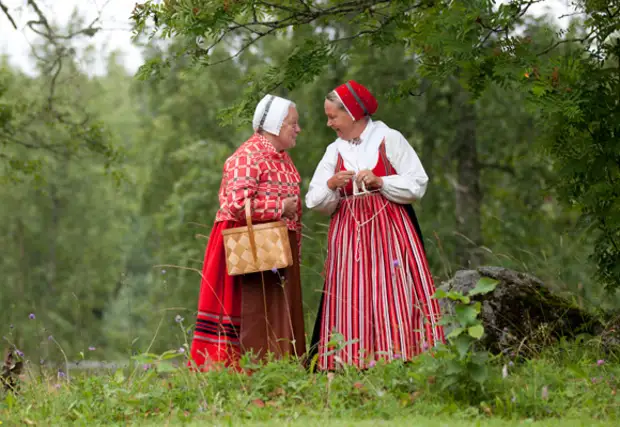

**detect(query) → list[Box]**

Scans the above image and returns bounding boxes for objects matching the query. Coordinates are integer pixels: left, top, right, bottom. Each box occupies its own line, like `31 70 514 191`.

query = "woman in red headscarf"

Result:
305 81 445 371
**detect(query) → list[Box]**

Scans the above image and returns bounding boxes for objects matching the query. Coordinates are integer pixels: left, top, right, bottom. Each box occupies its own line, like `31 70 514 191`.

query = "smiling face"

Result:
324 98 356 141
272 105 301 151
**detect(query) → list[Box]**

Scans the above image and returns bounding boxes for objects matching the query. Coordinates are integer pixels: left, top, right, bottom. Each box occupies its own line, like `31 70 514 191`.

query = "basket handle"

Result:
244 198 258 264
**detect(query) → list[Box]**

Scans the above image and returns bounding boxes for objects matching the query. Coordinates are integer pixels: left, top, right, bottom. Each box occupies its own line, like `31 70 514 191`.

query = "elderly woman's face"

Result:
325 99 354 140
275 105 301 151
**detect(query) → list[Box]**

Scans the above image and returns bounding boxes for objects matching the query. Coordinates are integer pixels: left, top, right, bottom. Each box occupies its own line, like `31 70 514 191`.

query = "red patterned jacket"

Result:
215 133 302 248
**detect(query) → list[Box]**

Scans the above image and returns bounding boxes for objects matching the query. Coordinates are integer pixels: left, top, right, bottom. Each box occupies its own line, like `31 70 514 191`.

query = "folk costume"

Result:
306 81 444 370
188 95 306 371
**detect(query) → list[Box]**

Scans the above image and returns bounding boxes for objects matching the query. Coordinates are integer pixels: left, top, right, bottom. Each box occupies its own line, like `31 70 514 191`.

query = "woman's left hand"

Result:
355 170 383 190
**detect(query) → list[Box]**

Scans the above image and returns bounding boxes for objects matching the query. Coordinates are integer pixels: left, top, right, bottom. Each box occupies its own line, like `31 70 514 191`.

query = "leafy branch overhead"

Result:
131 1 571 99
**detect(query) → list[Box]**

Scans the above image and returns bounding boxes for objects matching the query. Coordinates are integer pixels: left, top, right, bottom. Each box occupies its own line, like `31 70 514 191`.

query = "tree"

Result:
0 48 141 361
0 1 117 180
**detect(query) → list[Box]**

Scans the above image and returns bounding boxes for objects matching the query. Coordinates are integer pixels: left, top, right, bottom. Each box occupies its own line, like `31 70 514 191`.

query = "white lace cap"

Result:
252 94 294 136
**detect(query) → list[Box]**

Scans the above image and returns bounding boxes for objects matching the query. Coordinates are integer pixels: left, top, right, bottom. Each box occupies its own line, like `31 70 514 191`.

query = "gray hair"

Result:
325 91 347 111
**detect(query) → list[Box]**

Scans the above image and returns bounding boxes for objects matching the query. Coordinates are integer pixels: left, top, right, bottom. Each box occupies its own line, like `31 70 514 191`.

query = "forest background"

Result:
1 0 619 367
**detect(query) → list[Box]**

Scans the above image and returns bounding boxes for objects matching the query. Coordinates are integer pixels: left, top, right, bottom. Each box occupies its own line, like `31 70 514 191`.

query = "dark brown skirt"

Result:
239 231 306 360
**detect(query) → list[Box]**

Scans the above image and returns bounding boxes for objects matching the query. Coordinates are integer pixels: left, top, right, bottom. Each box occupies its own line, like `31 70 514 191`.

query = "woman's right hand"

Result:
282 196 299 219
327 171 355 191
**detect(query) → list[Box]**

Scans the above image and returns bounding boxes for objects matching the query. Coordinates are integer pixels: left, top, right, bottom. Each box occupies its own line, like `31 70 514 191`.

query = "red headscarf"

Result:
333 80 378 121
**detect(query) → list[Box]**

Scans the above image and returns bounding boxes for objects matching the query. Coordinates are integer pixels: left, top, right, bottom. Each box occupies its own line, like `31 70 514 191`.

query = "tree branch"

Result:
0 1 17 29
476 0 537 49
535 31 596 56
197 0 411 67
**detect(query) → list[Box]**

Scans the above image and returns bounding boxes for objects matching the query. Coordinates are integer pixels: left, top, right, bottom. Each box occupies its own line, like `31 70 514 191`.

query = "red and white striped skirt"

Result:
316 193 444 370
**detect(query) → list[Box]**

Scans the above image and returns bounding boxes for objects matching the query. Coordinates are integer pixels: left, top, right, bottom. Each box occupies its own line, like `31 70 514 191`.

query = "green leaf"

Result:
446 291 470 304
468 277 499 296
455 305 479 326
531 84 547 97
468 362 488 384
567 364 587 379
446 327 465 339
439 375 459 391
471 351 490 365
468 324 484 339
156 361 177 373
454 335 472 359
445 360 463 375
433 289 448 299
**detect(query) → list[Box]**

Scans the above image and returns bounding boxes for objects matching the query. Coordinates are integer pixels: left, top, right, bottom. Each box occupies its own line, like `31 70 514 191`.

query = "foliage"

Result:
132 0 620 290
0 4 117 180
427 277 499 399
0 51 141 360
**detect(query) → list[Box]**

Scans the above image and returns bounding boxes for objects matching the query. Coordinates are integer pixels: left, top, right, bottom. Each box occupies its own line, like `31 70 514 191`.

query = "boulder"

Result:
439 266 619 356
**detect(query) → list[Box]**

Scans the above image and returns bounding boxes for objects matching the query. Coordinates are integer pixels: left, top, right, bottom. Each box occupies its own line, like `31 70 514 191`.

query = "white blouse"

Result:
305 119 429 215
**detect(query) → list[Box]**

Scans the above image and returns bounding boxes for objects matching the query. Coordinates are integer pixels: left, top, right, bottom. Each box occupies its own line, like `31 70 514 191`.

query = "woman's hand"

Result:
355 170 383 190
282 196 299 219
327 171 355 191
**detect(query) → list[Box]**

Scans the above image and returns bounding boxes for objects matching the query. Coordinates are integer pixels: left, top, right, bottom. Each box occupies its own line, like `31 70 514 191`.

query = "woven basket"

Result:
222 199 293 276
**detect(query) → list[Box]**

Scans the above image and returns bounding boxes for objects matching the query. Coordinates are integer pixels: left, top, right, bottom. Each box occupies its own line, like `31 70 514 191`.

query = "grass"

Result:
139 417 614 426
1 339 618 426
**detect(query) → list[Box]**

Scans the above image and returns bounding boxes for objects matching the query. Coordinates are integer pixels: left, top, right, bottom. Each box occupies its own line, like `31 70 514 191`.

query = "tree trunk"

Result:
453 87 483 268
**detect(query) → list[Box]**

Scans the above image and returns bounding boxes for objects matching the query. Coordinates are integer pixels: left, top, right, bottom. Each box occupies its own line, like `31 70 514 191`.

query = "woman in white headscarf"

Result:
188 95 305 371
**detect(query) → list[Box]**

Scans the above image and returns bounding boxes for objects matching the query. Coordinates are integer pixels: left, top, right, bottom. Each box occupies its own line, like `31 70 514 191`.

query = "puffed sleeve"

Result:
305 143 342 215
224 154 284 222
380 130 429 204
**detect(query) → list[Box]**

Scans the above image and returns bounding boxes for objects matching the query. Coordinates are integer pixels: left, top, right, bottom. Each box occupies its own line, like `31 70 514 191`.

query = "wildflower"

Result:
392 259 400 268
175 315 184 324
502 364 508 379
508 361 514 367
40 359 45 365
29 313 35 320
88 346 96 351
541 385 548 400
9 324 13 329
48 335 53 341
591 377 600 384
511 395 516 403
178 347 186 354
143 364 151 371
271 267 278 274
393 354 402 360
15 349 24 358
57 370 66 379
597 359 605 366
422 342 429 351
161 269 166 274
368 360 376 368
54 384 61 390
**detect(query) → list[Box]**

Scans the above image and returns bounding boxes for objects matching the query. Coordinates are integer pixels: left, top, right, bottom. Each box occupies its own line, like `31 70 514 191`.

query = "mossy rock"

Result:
439 266 619 356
